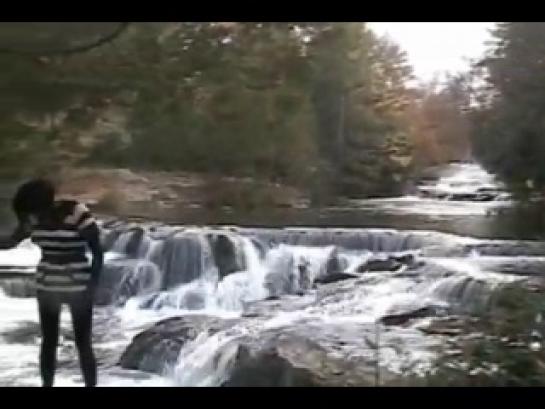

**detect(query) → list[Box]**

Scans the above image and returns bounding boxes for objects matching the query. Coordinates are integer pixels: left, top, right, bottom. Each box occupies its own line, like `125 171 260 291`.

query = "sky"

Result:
367 23 496 83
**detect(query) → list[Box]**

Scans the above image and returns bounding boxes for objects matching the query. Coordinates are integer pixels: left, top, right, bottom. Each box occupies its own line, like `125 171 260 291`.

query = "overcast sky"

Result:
367 22 496 83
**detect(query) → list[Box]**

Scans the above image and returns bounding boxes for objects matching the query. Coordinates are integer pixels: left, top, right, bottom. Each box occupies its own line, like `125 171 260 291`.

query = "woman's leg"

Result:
68 291 97 387
37 291 61 387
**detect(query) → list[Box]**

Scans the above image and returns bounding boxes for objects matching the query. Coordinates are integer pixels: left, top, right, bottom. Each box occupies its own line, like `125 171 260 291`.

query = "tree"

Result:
303 24 415 198
407 74 472 167
0 23 133 177
0 23 129 56
471 23 545 194
0 22 420 203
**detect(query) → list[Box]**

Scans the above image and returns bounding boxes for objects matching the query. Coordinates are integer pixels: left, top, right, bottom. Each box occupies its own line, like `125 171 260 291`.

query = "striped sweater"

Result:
31 200 97 293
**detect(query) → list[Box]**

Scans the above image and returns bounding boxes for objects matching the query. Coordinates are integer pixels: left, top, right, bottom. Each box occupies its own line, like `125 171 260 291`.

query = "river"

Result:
0 163 543 386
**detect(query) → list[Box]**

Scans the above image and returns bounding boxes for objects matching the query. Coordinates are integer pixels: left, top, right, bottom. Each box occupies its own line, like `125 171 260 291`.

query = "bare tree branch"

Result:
0 23 131 56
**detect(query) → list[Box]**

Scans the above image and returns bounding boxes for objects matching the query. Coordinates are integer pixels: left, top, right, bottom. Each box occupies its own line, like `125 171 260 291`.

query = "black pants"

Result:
37 290 97 387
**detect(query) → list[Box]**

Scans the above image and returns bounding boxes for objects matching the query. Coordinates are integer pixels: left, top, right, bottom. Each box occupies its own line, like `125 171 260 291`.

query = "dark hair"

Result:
12 179 55 219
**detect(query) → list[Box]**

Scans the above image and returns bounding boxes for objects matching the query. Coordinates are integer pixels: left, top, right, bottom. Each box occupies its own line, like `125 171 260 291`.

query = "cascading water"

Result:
167 329 242 386
349 163 513 218
0 163 541 386
214 237 268 311
88 220 535 384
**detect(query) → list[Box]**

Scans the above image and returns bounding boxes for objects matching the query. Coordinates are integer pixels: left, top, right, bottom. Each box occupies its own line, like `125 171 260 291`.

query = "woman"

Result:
0 179 103 387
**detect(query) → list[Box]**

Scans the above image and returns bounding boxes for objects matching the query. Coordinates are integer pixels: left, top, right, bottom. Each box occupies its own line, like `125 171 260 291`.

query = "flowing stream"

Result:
0 163 541 386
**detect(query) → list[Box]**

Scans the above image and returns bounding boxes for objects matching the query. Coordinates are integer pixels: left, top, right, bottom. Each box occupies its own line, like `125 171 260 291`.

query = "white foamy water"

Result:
167 330 241 386
350 163 513 217
0 231 536 386
0 238 40 269
357 196 508 217
0 290 173 386
0 163 539 386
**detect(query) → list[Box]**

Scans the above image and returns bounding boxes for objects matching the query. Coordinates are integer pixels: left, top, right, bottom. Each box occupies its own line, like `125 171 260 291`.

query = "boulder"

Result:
125 227 146 258
314 271 360 285
119 315 238 374
211 234 245 279
357 258 402 273
220 321 421 387
121 318 382 386
380 306 445 326
119 301 440 386
221 333 350 387
391 253 416 266
311 248 356 285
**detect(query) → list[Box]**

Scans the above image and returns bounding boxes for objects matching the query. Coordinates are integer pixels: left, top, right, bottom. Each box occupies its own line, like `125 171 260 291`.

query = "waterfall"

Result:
85 223 537 317
214 237 268 311
2 222 532 319
167 330 241 386
421 257 524 314
3 163 543 387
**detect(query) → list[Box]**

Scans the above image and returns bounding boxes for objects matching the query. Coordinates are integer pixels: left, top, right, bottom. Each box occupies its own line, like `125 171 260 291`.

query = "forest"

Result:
0 22 477 206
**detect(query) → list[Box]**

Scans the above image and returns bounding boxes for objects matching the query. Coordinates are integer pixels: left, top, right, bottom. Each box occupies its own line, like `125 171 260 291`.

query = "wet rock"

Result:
357 257 402 273
117 296 438 386
219 321 425 387
222 334 346 386
314 271 360 285
265 295 281 301
211 234 244 279
449 193 496 202
125 227 146 258
307 247 356 285
380 306 444 326
391 253 416 266
119 315 238 374
418 317 465 337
